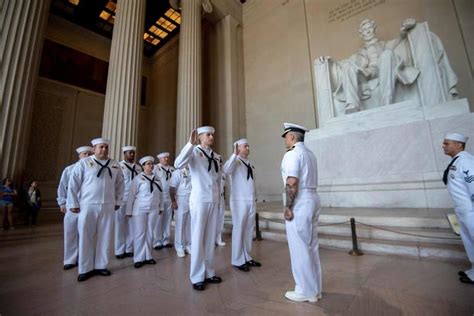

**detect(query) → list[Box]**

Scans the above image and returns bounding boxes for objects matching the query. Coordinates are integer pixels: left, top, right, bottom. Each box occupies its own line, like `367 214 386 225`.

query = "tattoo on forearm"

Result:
285 183 297 209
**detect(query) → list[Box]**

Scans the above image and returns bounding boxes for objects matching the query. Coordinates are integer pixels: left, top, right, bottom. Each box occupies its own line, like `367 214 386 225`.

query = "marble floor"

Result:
1 214 473 315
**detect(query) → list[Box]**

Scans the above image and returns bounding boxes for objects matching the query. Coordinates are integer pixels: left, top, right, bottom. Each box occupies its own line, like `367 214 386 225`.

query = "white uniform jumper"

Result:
153 163 175 247
281 142 322 298
446 151 474 281
67 156 124 274
175 143 221 284
57 163 79 266
116 161 140 255
223 154 257 266
170 168 192 253
126 172 164 263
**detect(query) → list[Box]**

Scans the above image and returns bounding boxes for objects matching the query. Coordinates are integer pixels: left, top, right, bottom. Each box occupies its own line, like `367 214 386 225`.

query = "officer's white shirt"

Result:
67 156 125 208
57 163 76 206
447 151 474 213
170 168 192 197
126 172 164 216
223 154 256 201
281 142 318 191
174 142 221 203
120 160 141 201
154 163 175 201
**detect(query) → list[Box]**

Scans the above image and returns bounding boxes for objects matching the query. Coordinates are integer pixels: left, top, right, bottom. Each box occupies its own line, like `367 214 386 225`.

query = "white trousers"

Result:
115 203 133 255
456 207 474 280
174 195 191 252
63 211 79 265
230 200 256 266
132 212 157 263
215 196 225 241
189 201 218 284
285 194 322 297
77 204 114 274
153 199 173 247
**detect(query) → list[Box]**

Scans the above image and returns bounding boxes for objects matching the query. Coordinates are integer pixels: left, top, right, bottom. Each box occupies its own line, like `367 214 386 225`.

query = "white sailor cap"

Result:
122 145 136 153
157 152 170 159
444 133 468 143
281 122 310 138
91 137 110 146
233 138 249 147
197 126 215 135
76 146 93 154
139 156 155 165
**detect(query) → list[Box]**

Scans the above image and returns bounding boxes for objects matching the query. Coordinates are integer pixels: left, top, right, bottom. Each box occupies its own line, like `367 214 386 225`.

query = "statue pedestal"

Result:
306 98 474 208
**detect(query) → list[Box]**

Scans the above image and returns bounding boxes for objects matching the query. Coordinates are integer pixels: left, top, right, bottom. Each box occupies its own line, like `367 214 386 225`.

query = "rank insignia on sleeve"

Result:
449 165 456 171
450 174 455 179
463 170 473 183
88 162 94 168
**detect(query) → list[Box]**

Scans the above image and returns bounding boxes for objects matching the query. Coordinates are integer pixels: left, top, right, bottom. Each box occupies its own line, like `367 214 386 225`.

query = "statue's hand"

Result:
400 18 416 34
317 56 331 64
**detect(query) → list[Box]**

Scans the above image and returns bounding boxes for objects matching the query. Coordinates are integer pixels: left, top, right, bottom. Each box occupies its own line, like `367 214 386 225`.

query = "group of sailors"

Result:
56 125 263 292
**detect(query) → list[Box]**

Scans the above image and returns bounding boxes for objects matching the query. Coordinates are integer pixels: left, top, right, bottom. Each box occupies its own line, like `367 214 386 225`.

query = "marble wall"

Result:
242 0 474 203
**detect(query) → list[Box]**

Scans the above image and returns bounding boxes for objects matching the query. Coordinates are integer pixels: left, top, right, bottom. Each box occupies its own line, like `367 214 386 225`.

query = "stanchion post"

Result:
349 217 363 256
254 213 263 241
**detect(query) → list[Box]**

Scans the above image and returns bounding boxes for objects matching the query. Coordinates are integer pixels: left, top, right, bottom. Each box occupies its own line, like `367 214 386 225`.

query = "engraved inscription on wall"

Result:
328 0 386 24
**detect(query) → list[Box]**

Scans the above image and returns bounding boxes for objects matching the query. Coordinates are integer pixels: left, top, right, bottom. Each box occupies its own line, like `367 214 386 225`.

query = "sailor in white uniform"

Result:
67 137 124 282
223 138 261 272
215 171 226 246
153 152 175 249
170 167 192 257
175 126 223 291
57 145 93 270
116 145 140 259
280 123 322 302
126 156 164 268
442 132 474 285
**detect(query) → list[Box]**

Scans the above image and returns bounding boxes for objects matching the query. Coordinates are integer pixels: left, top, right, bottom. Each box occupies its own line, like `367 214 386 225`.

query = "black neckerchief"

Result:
143 174 162 193
443 156 460 185
239 158 254 180
94 159 112 178
123 162 139 180
161 166 172 181
198 147 219 173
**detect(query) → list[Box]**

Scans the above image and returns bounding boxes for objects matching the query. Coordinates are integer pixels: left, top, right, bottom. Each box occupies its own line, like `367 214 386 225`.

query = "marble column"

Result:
102 0 145 160
0 0 50 179
175 0 212 151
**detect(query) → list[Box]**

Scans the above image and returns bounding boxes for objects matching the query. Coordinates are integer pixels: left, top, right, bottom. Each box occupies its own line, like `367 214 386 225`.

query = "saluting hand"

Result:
189 129 199 145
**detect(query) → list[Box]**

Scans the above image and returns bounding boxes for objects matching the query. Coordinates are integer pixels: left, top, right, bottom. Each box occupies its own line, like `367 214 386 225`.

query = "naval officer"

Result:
280 123 322 302
57 145 93 270
126 156 164 268
442 132 474 285
116 145 140 259
67 137 124 282
170 167 192 257
175 126 223 291
223 138 261 272
153 152 175 249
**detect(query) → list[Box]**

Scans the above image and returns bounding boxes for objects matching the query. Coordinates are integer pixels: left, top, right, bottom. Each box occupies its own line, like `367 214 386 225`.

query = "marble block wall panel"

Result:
306 109 474 208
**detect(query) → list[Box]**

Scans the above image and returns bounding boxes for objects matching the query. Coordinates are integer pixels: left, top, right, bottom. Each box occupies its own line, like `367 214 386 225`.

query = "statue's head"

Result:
359 19 377 41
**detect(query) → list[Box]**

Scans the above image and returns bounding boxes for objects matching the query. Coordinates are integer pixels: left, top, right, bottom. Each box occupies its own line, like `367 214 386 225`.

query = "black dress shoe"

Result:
77 270 94 282
460 275 474 284
134 262 144 269
205 276 222 284
95 269 112 276
154 245 164 250
234 264 250 272
63 263 77 270
246 260 262 267
125 252 134 257
146 259 157 265
116 253 126 259
192 282 206 291
458 271 468 278
164 244 173 248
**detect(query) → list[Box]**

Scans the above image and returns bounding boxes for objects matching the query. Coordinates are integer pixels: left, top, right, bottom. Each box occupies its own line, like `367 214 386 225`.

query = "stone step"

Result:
258 228 467 262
